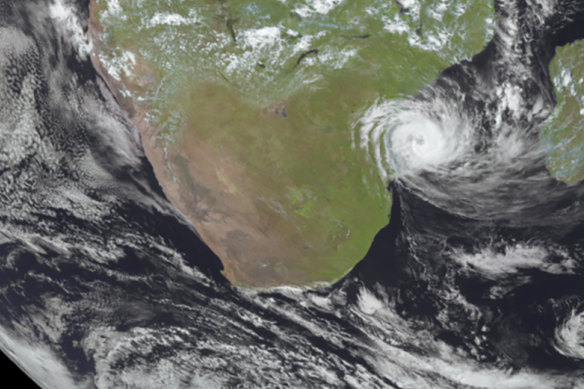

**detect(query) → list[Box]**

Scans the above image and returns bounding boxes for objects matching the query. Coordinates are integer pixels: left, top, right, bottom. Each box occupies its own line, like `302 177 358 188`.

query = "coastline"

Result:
87 0 237 283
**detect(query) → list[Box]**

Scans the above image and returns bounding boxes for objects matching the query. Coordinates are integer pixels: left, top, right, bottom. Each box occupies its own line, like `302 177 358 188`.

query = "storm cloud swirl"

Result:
0 0 584 388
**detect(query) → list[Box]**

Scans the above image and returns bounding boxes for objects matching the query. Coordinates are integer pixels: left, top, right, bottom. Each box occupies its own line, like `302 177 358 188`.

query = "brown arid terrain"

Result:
87 0 323 285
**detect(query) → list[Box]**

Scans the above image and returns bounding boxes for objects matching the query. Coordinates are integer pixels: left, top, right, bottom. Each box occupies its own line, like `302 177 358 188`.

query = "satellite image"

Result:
1 0 584 387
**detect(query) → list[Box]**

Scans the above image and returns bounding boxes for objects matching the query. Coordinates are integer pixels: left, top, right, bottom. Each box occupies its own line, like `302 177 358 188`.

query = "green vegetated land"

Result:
95 0 495 284
542 39 584 185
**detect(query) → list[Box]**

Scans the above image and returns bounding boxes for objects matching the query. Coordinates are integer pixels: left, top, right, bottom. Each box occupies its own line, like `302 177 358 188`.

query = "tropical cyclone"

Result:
0 0 583 388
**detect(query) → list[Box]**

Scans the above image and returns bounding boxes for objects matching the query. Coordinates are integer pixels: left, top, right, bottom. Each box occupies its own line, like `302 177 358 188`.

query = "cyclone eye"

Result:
413 136 425 145
388 113 455 173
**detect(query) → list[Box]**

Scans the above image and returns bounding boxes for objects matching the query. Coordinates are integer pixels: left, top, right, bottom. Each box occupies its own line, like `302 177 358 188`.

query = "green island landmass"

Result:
542 39 584 184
